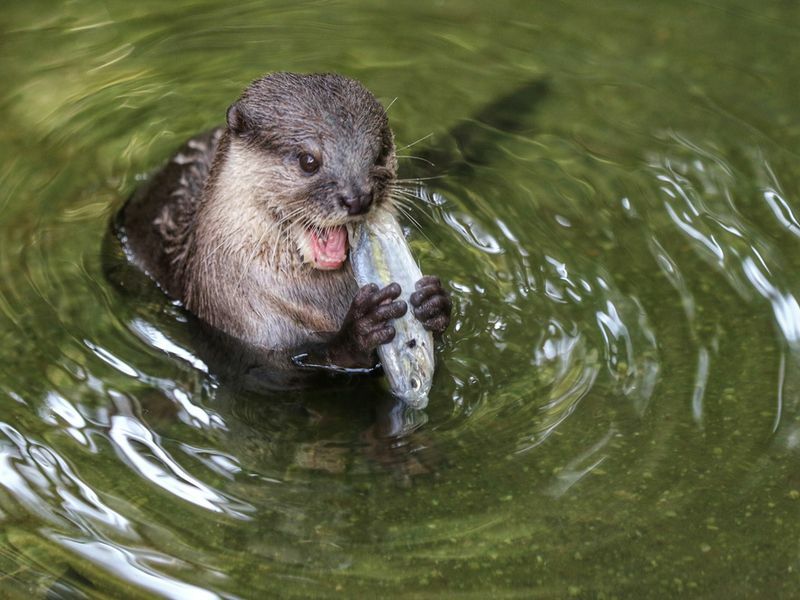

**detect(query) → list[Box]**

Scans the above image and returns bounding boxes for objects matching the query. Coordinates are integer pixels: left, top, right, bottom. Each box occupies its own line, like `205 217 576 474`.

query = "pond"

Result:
2 0 800 597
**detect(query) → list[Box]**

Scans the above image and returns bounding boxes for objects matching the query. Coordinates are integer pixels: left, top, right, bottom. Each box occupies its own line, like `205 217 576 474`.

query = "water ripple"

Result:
2 1 800 596
107 393 253 519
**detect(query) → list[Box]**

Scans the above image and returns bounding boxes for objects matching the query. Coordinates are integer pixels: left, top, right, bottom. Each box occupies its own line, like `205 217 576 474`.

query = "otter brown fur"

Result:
116 73 450 369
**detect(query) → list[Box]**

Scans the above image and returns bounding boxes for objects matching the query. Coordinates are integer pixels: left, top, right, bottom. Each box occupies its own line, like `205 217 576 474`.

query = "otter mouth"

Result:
304 226 348 270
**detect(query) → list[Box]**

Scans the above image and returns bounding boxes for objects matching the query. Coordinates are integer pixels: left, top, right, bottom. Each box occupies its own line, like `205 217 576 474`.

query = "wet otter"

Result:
116 72 451 371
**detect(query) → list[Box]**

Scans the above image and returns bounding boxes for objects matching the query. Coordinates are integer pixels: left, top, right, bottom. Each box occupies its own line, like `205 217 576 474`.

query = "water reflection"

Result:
108 401 253 518
0 422 130 531
640 134 800 444
2 0 800 596
50 534 225 600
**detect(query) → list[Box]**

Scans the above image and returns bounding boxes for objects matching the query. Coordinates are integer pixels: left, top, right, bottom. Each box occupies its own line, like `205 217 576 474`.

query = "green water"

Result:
2 0 800 597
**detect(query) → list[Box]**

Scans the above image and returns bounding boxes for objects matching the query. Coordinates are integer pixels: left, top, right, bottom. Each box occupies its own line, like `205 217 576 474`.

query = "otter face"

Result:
224 72 398 270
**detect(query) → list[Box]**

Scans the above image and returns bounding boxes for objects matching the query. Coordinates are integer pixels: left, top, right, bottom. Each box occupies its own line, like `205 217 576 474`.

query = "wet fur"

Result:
118 73 398 352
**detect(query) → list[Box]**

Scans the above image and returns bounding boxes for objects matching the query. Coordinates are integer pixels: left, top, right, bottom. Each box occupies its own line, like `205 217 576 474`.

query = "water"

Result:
2 0 800 597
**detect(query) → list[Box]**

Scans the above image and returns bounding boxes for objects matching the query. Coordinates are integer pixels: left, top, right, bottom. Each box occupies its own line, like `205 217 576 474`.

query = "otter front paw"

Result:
410 276 451 334
340 283 408 358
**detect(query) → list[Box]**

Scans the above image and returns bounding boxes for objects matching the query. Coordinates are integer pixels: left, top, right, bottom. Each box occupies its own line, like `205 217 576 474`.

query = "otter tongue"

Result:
311 226 347 270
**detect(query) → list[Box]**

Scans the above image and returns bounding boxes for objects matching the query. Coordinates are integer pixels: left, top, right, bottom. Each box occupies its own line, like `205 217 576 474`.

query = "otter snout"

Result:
339 188 374 216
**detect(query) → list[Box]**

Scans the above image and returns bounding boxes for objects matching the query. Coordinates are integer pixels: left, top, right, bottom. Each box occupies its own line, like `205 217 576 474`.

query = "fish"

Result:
348 209 435 409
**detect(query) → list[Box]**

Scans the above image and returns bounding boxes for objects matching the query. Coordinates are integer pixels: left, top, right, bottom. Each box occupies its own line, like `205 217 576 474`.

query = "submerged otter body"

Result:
117 73 451 370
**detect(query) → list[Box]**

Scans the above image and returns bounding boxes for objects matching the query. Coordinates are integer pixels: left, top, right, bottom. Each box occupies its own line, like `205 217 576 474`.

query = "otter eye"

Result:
298 152 320 174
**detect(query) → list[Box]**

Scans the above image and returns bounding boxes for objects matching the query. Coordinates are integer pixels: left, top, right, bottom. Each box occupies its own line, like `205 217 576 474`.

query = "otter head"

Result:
223 72 397 271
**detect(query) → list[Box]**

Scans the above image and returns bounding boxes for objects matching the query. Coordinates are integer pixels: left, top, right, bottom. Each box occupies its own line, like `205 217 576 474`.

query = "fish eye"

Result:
298 152 321 174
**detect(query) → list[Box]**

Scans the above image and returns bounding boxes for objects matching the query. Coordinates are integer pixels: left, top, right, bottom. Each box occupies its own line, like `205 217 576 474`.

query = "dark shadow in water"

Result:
415 78 550 176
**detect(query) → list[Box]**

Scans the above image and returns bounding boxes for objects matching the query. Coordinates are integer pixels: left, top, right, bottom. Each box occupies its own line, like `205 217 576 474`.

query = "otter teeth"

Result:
312 226 328 243
303 225 348 270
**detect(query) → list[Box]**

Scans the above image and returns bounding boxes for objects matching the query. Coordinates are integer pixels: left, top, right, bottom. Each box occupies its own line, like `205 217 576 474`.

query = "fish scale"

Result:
348 209 435 409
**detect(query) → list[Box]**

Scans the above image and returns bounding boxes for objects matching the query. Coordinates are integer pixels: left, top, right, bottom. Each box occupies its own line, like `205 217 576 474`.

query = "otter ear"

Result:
378 127 395 164
385 129 395 152
226 102 251 135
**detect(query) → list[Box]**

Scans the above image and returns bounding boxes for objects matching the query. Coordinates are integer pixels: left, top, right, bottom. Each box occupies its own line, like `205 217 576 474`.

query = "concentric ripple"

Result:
2 0 800 597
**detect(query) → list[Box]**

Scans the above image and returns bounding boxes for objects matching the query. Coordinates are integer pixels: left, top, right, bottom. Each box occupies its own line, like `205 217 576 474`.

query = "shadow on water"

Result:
414 78 550 177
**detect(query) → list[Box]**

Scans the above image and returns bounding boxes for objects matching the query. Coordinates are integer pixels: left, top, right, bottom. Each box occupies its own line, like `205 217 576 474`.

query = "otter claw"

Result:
342 283 407 356
410 276 451 334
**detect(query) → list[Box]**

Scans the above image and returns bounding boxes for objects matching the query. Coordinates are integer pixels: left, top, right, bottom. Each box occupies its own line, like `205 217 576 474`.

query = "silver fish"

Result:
348 209 435 409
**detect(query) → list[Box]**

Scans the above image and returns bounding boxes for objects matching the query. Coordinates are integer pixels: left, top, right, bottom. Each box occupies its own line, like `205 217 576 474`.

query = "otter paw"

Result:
410 276 451 334
346 282 408 353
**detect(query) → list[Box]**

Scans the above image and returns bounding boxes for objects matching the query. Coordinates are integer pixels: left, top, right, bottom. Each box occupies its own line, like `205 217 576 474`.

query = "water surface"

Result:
2 0 800 597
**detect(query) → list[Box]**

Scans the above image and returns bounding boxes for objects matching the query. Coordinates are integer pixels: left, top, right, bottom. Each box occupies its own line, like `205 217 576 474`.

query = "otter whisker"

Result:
388 180 423 191
236 229 269 289
396 132 433 152
387 182 417 192
396 199 427 228
274 220 292 272
388 184 424 199
395 206 423 232
388 192 428 226
392 204 433 244
277 210 318 269
275 206 307 228
389 184 443 209
395 155 436 167
268 204 314 269
383 96 398 114
205 217 274 265
387 192 414 206
271 218 287 269
389 190 428 209
394 175 444 183
388 191 436 230
203 236 233 263
276 205 306 221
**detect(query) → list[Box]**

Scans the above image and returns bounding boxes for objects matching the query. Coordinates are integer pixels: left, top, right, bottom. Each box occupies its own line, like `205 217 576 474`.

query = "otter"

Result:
115 72 451 373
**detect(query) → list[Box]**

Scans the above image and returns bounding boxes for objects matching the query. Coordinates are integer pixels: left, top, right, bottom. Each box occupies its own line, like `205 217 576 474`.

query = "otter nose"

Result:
339 189 373 215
